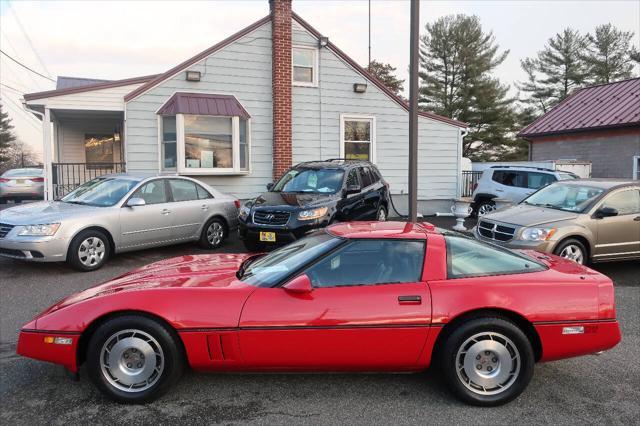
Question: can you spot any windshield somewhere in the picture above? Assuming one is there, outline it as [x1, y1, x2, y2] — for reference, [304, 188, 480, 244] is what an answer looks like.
[239, 232, 343, 287]
[3, 168, 43, 177]
[272, 168, 345, 194]
[523, 183, 605, 212]
[61, 177, 139, 207]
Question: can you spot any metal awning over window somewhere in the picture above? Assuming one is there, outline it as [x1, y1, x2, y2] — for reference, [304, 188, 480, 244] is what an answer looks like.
[157, 92, 250, 118]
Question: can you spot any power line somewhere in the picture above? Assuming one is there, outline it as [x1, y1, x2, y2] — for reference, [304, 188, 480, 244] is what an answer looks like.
[0, 95, 42, 131]
[0, 49, 56, 82]
[8, 2, 52, 78]
[0, 83, 24, 94]
[1, 29, 47, 91]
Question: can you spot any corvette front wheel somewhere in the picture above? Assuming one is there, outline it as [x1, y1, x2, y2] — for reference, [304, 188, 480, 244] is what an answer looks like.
[86, 315, 184, 403]
[439, 317, 534, 406]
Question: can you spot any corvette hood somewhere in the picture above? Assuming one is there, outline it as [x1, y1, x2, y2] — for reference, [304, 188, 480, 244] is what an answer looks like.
[39, 253, 254, 315]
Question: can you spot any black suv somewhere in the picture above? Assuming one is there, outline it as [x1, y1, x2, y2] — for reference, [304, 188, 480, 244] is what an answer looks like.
[238, 159, 390, 251]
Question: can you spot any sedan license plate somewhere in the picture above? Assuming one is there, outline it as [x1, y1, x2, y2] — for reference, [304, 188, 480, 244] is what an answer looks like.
[259, 232, 276, 242]
[16, 179, 25, 184]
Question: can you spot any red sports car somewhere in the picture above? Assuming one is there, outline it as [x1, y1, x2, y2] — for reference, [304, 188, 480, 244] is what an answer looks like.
[17, 222, 621, 406]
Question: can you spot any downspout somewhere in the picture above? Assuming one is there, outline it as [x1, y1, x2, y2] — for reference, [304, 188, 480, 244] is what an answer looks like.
[436, 126, 469, 217]
[22, 101, 54, 201]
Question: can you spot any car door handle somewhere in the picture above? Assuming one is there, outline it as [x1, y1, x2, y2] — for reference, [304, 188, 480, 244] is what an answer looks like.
[398, 295, 421, 305]
[201, 204, 209, 211]
[161, 209, 171, 215]
[634, 216, 640, 221]
[495, 189, 504, 192]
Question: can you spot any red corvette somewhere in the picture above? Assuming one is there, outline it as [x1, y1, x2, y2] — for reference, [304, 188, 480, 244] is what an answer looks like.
[17, 222, 620, 406]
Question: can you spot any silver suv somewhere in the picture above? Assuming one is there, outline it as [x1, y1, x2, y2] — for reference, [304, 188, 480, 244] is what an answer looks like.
[471, 166, 578, 216]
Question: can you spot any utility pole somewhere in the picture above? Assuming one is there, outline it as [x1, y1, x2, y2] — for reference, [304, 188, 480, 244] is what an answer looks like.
[368, 0, 371, 67]
[408, 0, 419, 222]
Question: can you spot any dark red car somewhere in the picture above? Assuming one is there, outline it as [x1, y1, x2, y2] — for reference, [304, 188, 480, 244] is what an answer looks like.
[17, 222, 621, 406]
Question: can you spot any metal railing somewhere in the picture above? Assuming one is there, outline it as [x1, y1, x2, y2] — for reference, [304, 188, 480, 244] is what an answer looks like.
[51, 162, 126, 199]
[460, 171, 483, 197]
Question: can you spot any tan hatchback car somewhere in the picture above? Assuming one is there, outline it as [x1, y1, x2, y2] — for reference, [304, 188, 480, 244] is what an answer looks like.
[475, 179, 640, 264]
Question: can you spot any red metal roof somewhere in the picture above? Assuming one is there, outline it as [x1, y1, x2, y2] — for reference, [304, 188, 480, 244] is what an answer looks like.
[518, 77, 640, 138]
[157, 93, 250, 118]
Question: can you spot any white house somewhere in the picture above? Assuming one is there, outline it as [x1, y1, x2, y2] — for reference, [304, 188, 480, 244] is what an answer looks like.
[24, 0, 468, 214]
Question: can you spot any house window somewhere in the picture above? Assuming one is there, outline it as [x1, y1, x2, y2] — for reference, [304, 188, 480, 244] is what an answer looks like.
[184, 116, 233, 169]
[292, 46, 317, 86]
[340, 114, 376, 162]
[161, 116, 177, 170]
[160, 114, 251, 174]
[634, 156, 640, 180]
[85, 134, 114, 167]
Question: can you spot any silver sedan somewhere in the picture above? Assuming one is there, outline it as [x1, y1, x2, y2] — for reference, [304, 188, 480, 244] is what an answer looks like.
[0, 174, 239, 271]
[0, 168, 45, 203]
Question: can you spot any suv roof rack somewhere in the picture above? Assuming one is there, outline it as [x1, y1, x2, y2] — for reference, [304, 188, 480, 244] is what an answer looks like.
[489, 165, 555, 172]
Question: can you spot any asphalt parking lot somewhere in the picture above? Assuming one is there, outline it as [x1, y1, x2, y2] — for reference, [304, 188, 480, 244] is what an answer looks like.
[0, 214, 638, 425]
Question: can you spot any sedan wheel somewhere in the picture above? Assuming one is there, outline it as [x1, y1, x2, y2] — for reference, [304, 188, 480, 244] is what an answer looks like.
[78, 237, 106, 268]
[199, 217, 226, 249]
[67, 229, 110, 272]
[559, 244, 585, 264]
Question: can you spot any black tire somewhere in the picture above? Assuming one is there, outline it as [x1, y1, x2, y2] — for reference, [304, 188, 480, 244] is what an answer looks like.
[67, 229, 111, 272]
[376, 205, 388, 221]
[243, 238, 262, 252]
[475, 199, 496, 217]
[437, 316, 534, 406]
[86, 315, 184, 404]
[553, 238, 588, 265]
[199, 217, 227, 249]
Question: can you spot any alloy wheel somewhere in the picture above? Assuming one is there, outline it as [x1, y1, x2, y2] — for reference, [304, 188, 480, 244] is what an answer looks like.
[455, 331, 521, 396]
[78, 237, 106, 267]
[478, 203, 496, 216]
[207, 222, 224, 246]
[559, 244, 584, 264]
[100, 329, 164, 393]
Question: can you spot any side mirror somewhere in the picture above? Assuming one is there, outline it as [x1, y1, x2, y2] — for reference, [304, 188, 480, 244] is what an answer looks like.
[266, 182, 274, 191]
[344, 185, 361, 196]
[595, 206, 618, 218]
[126, 197, 146, 207]
[283, 274, 313, 294]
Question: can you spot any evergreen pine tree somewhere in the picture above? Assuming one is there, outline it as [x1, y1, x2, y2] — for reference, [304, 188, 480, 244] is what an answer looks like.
[367, 60, 405, 95]
[584, 24, 637, 84]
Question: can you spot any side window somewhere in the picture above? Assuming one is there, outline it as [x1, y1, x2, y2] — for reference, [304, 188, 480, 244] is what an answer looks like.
[169, 179, 199, 202]
[346, 169, 360, 188]
[445, 236, 545, 279]
[359, 167, 373, 187]
[131, 180, 167, 205]
[492, 170, 526, 188]
[304, 240, 425, 288]
[196, 184, 213, 200]
[600, 190, 640, 215]
[527, 172, 556, 189]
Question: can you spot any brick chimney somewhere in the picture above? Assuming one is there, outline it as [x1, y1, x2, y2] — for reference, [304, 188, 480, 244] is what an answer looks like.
[270, 0, 292, 180]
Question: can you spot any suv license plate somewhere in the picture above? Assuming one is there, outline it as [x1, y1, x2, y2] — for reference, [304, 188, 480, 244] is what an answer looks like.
[259, 232, 276, 242]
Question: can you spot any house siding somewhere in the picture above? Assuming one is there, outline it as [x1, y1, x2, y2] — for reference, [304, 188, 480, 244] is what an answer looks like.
[26, 83, 145, 111]
[125, 22, 273, 199]
[530, 129, 640, 179]
[291, 21, 461, 201]
[54, 117, 124, 163]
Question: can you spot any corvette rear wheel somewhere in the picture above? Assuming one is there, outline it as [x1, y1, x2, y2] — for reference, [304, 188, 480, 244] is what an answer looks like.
[439, 317, 534, 406]
[86, 315, 183, 403]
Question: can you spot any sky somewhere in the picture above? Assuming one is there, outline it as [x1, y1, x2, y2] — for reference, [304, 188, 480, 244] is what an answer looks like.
[1, 0, 639, 158]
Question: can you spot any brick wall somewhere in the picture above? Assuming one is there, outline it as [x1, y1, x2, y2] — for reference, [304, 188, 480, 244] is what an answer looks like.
[530, 128, 640, 178]
[270, 0, 292, 180]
